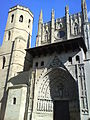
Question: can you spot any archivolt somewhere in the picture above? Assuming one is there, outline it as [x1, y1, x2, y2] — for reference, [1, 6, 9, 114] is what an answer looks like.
[37, 67, 77, 100]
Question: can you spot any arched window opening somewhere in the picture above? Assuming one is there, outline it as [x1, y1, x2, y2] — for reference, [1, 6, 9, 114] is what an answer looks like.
[60, 23, 62, 28]
[19, 15, 23, 22]
[13, 97, 16, 104]
[35, 62, 38, 67]
[2, 56, 6, 69]
[68, 57, 72, 64]
[11, 14, 14, 23]
[41, 61, 44, 67]
[76, 55, 80, 63]
[28, 19, 31, 28]
[45, 31, 48, 41]
[74, 23, 78, 35]
[8, 31, 11, 40]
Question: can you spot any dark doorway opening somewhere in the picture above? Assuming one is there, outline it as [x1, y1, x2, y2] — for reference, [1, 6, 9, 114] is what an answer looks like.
[54, 100, 70, 120]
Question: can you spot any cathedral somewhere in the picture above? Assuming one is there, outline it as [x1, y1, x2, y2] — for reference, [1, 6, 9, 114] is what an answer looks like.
[0, 0, 90, 120]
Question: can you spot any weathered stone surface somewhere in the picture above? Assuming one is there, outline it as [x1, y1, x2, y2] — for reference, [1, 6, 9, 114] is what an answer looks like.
[0, 1, 90, 120]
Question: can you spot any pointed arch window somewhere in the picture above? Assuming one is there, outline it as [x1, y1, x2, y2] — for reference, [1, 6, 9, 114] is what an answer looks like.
[74, 23, 78, 35]
[2, 56, 6, 69]
[45, 31, 48, 41]
[19, 15, 23, 22]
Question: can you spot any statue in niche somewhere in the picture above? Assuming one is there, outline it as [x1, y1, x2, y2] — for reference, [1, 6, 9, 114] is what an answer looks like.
[50, 56, 64, 68]
[58, 83, 64, 97]
[53, 83, 64, 98]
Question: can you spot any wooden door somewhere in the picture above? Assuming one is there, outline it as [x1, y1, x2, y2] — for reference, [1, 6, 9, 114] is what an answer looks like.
[54, 100, 70, 120]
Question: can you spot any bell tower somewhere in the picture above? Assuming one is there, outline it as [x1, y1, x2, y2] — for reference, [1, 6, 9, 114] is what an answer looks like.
[0, 5, 33, 79]
[0, 5, 33, 119]
[3, 5, 33, 46]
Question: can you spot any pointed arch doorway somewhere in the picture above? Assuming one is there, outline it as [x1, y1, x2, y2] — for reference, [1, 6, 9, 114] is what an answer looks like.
[34, 67, 80, 120]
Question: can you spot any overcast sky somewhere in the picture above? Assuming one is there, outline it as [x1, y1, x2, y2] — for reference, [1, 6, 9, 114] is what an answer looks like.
[0, 0, 90, 47]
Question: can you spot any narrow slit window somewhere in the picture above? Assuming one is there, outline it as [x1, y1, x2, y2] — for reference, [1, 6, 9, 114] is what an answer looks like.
[13, 97, 16, 105]
[11, 14, 14, 23]
[2, 56, 6, 69]
[8, 31, 11, 40]
[19, 15, 23, 22]
[28, 19, 31, 28]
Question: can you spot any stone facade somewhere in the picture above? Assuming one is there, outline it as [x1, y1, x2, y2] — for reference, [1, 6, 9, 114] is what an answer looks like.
[0, 0, 90, 120]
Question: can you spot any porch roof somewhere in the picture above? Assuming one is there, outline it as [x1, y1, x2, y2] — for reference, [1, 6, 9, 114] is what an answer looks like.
[26, 37, 87, 57]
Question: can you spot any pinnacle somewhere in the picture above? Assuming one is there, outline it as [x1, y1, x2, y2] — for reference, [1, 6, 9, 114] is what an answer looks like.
[39, 9, 43, 21]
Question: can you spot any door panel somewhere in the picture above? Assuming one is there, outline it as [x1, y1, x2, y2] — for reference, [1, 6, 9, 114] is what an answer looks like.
[54, 100, 70, 120]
